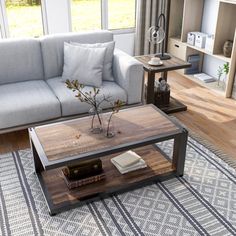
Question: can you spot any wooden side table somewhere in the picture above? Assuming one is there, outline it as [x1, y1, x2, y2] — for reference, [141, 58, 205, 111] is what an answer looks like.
[135, 54, 191, 114]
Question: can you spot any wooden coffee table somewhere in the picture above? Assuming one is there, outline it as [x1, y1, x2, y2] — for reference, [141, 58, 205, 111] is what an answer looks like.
[29, 105, 188, 215]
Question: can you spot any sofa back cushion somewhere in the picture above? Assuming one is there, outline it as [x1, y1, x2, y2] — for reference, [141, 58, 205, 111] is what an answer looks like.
[70, 41, 115, 81]
[40, 31, 113, 79]
[0, 38, 44, 85]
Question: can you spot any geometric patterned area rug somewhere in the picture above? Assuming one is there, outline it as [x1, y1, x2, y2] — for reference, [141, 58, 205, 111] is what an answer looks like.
[0, 136, 236, 236]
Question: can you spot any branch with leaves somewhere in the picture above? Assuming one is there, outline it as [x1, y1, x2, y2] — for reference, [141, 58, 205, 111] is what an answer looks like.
[217, 63, 230, 87]
[66, 79, 110, 128]
[106, 100, 125, 137]
[217, 66, 223, 86]
[65, 80, 125, 135]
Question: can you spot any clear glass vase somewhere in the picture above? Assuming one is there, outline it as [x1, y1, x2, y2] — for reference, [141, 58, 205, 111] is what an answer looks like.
[89, 107, 103, 134]
[104, 113, 116, 138]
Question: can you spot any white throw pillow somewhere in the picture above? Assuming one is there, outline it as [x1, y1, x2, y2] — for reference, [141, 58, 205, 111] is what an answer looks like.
[70, 41, 115, 81]
[62, 42, 106, 87]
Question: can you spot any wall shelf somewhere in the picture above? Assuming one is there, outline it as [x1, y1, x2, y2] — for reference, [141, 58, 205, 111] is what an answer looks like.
[183, 43, 231, 63]
[168, 0, 236, 98]
[183, 74, 226, 96]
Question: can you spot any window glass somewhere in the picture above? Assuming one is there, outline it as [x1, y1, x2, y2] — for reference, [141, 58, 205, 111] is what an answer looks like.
[5, 0, 43, 38]
[71, 0, 101, 31]
[108, 0, 135, 30]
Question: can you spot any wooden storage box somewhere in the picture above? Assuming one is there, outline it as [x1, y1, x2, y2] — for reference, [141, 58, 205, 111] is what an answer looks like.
[154, 90, 170, 106]
[145, 84, 170, 106]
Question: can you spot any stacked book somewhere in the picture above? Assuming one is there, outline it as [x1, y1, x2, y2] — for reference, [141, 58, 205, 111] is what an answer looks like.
[194, 73, 216, 83]
[62, 159, 105, 190]
[111, 150, 147, 174]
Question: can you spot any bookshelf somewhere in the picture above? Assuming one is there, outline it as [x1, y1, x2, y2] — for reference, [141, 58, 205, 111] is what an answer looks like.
[168, 0, 236, 98]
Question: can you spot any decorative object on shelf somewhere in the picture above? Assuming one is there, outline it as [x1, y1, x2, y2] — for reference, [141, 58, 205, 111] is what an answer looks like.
[62, 169, 106, 189]
[154, 78, 170, 106]
[195, 32, 207, 48]
[205, 34, 214, 53]
[223, 62, 230, 89]
[105, 99, 125, 138]
[217, 66, 224, 86]
[64, 159, 103, 180]
[217, 63, 229, 88]
[146, 13, 171, 60]
[187, 32, 197, 46]
[223, 40, 233, 58]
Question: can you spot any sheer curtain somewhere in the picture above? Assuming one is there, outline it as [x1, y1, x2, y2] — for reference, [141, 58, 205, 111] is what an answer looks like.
[134, 0, 170, 56]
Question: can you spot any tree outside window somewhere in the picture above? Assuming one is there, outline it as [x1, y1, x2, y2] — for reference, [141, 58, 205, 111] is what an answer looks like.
[5, 0, 43, 38]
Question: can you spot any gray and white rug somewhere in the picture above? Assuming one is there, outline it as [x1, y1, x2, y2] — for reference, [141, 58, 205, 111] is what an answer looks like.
[0, 137, 236, 236]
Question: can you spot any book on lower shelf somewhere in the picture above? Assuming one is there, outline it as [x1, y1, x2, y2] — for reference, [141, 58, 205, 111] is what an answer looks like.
[194, 73, 216, 83]
[111, 150, 147, 174]
[62, 168, 106, 189]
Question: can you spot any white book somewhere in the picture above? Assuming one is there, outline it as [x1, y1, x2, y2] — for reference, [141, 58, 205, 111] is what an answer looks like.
[194, 73, 215, 83]
[111, 159, 147, 174]
[111, 150, 141, 168]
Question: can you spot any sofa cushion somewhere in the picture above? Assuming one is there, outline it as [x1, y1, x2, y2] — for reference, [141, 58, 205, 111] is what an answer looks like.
[40, 31, 113, 79]
[62, 43, 106, 87]
[0, 38, 44, 85]
[47, 77, 127, 116]
[0, 80, 61, 129]
[70, 41, 115, 81]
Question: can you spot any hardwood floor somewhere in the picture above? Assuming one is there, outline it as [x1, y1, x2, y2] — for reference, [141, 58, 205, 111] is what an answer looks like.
[0, 130, 29, 154]
[168, 71, 236, 159]
[0, 71, 236, 160]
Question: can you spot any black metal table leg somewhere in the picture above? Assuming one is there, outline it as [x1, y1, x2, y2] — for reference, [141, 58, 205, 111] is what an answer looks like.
[172, 128, 188, 176]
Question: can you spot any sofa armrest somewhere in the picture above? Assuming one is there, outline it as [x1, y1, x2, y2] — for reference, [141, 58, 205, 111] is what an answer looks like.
[112, 48, 143, 104]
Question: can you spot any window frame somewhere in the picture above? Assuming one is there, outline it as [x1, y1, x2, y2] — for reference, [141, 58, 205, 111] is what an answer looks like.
[0, 0, 9, 37]
[103, 0, 136, 33]
[0, 0, 45, 38]
[70, 0, 136, 33]
[0, 0, 136, 38]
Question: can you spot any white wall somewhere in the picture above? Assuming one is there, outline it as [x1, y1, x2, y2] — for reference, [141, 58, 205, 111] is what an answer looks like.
[114, 33, 135, 55]
[201, 0, 218, 35]
[201, 0, 225, 80]
[42, 0, 71, 34]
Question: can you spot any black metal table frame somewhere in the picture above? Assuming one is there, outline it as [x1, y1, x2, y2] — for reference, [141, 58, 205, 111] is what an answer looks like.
[29, 105, 188, 216]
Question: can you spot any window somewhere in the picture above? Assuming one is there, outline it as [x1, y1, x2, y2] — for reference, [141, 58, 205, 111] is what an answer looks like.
[71, 0, 101, 31]
[108, 0, 136, 30]
[71, 0, 136, 32]
[5, 0, 43, 38]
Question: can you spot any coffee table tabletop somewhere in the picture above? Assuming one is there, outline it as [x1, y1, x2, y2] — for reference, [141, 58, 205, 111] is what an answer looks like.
[29, 105, 188, 215]
[33, 105, 181, 168]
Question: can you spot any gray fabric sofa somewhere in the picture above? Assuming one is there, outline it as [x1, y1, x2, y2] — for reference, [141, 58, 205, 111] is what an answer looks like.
[0, 31, 143, 133]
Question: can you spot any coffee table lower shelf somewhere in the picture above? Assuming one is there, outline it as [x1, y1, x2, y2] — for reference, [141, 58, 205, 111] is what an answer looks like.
[37, 145, 175, 215]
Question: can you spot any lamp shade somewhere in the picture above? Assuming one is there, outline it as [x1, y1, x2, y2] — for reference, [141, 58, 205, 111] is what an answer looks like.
[147, 26, 165, 45]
